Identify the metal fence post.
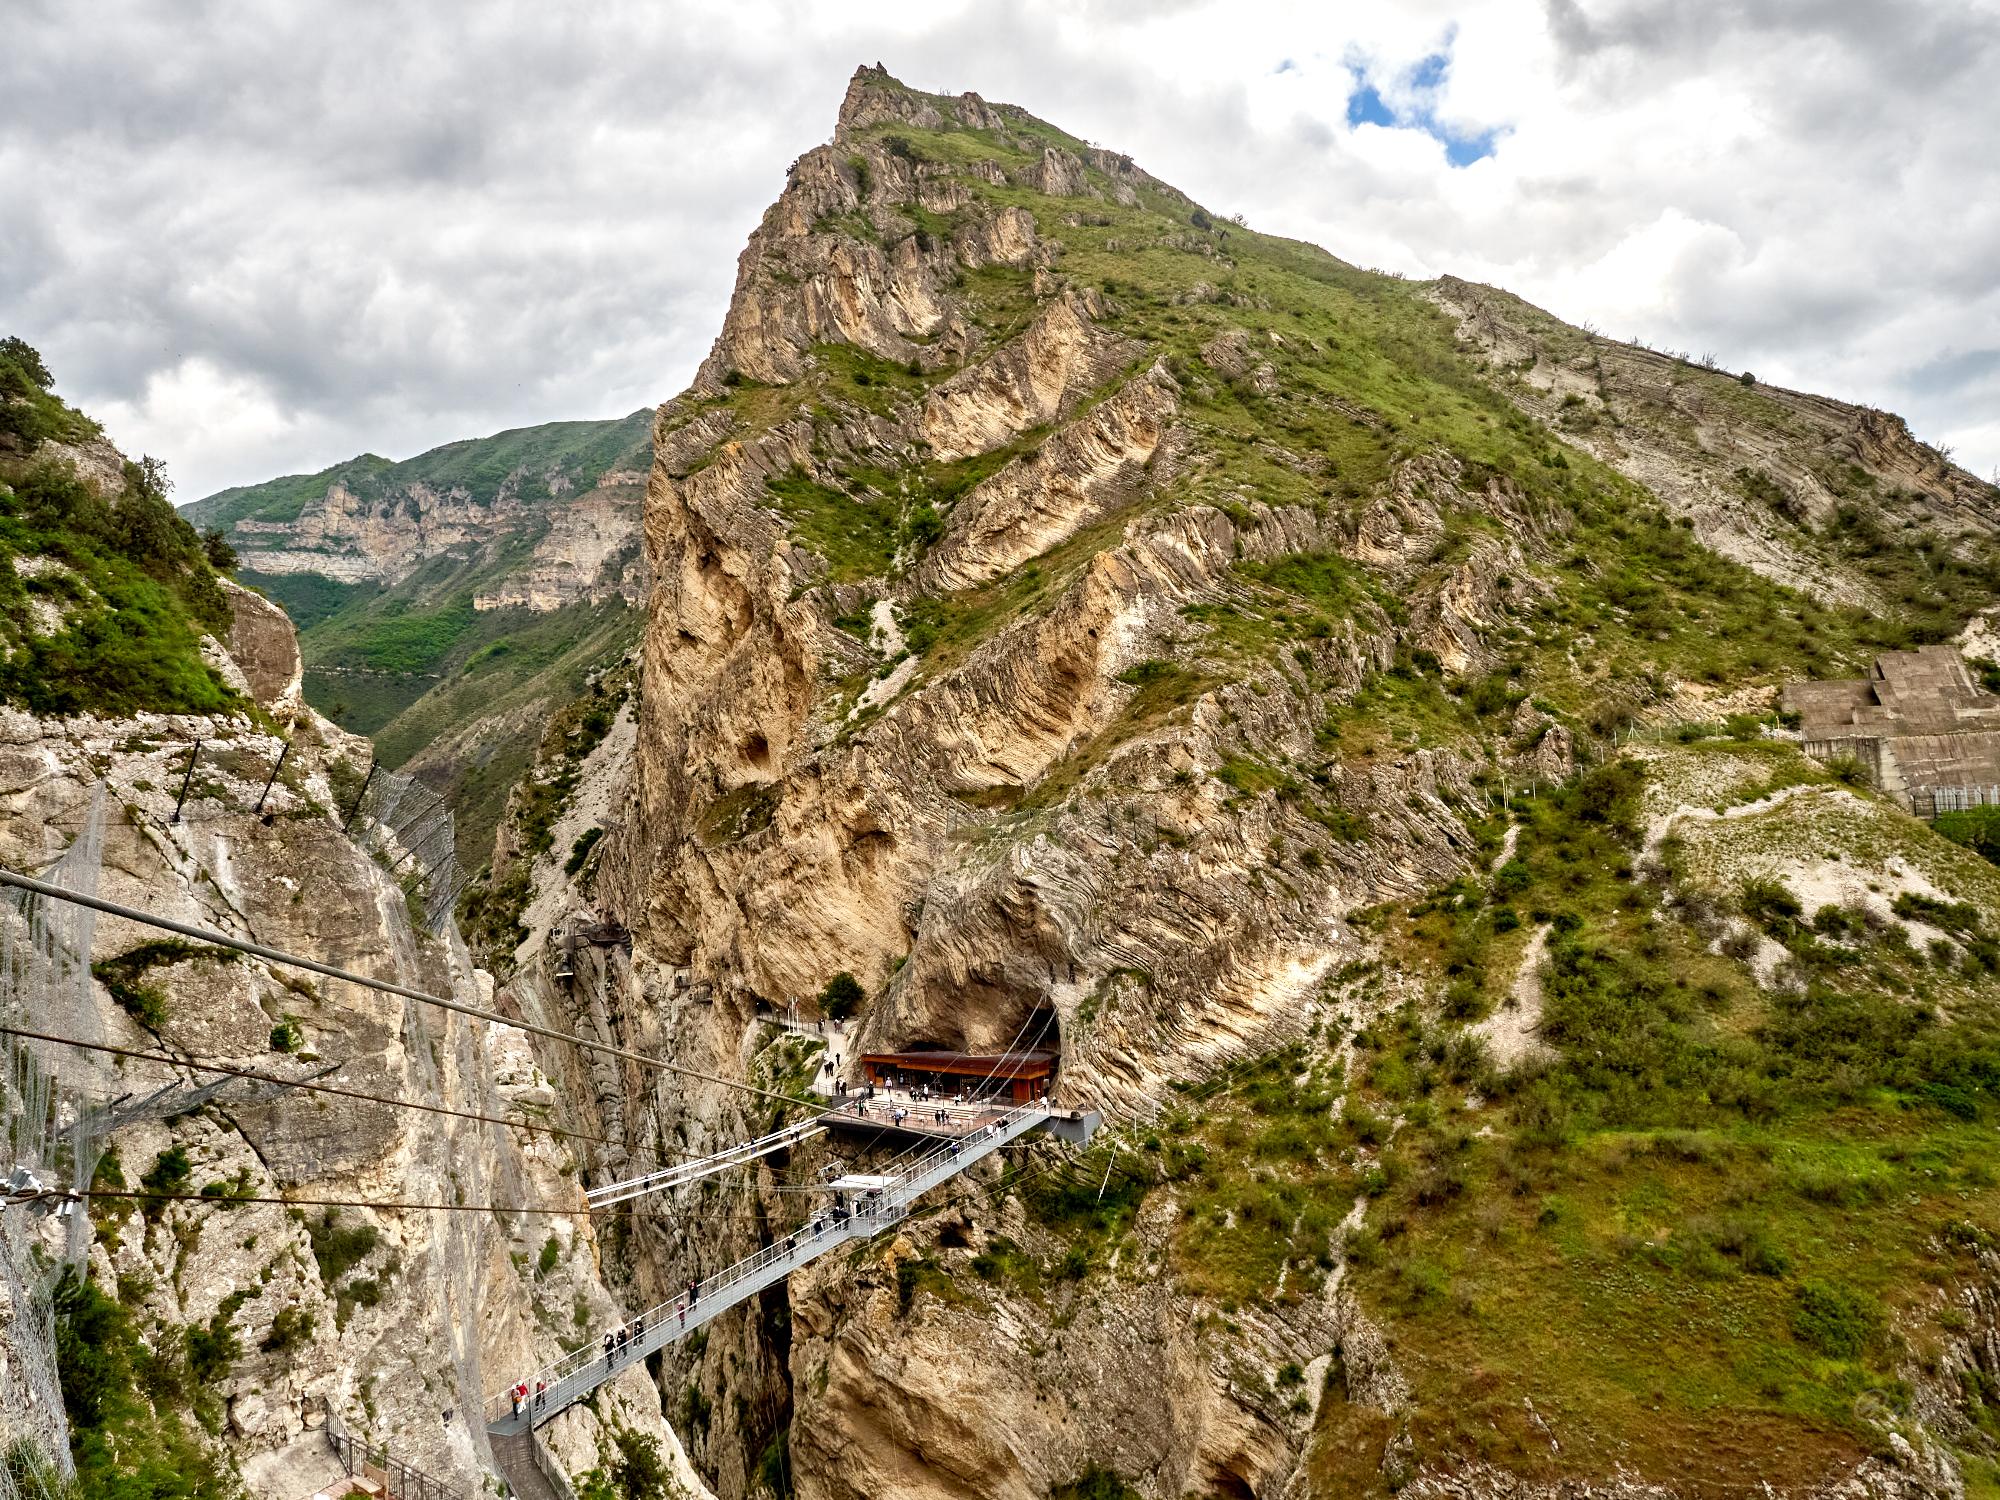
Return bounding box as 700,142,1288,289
255,739,292,815
170,739,201,824
342,761,377,831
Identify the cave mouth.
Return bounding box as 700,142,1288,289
743,732,772,770
858,1008,1062,1105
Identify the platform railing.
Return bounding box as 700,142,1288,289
324,1397,464,1500
484,1100,1050,1428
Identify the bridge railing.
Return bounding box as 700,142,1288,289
484,1100,1049,1424
324,1397,463,1500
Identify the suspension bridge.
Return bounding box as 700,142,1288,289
0,839,1100,1500
486,1094,1097,1437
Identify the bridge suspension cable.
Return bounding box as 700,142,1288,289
0,867,815,1111
0,1022,756,1176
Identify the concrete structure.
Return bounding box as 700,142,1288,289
859,1048,1056,1104
1781,646,2000,811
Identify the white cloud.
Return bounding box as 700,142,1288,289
3,0,1997,498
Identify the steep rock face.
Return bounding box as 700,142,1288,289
220,466,649,605
473,65,2000,1500
187,412,654,609
473,475,647,611
0,602,688,1495
220,578,304,706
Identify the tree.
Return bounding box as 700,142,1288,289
819,970,865,1020
201,526,238,572
0,335,52,390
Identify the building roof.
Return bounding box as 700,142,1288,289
1783,646,2000,738
859,1049,1056,1078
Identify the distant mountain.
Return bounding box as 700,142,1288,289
185,411,653,865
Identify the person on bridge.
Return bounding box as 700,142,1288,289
677,1299,686,1329
603,1333,615,1370
535,1381,546,1412
688,1276,699,1307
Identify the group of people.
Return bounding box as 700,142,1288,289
602,1322,639,1369
506,1380,547,1418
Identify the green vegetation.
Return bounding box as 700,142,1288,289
306,1208,379,1284
1051,1469,1141,1500
138,1146,193,1222
92,940,239,1029
458,663,634,961
1938,805,2000,866
1,348,240,715
53,1268,242,1498
565,824,605,876
576,1427,679,1500
258,1305,315,1354
1,335,99,450
1310,751,2000,1489
818,970,865,1020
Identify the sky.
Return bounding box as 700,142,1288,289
4,0,1998,503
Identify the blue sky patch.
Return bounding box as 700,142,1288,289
1344,45,1501,167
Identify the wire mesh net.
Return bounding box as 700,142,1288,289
350,768,464,935
1,786,108,1498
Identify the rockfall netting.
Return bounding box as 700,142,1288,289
350,767,463,935
1,787,107,1499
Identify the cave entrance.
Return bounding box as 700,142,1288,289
858,1034,1058,1105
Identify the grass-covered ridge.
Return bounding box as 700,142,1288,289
678,85,1998,771
0,338,241,716
186,409,654,531
1296,746,2000,1491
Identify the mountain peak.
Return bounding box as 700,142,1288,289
833,62,1007,140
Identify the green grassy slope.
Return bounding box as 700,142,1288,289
185,410,652,531
1,337,241,717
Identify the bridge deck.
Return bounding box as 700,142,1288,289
486,1101,1087,1437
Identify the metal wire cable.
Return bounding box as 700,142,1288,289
0,1022,774,1177
0,866,815,1111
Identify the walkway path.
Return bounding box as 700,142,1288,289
485,1099,1084,1438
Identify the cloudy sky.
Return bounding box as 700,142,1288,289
5,0,1998,502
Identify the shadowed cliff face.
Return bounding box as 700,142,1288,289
504,63,2000,1500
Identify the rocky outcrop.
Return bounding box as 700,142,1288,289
220,578,304,706
919,289,1137,462
1430,275,2000,609
473,475,648,611
187,414,654,611
0,603,689,1495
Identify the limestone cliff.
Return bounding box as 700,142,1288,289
0,516,689,1496
187,413,653,606
470,65,2000,1500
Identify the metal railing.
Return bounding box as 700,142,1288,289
1912,784,2000,819
484,1099,1052,1429
323,1397,463,1500
528,1432,578,1500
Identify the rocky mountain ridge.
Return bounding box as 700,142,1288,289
460,64,2000,1500
187,410,652,604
